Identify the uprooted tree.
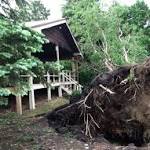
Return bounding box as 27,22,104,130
47,58,150,145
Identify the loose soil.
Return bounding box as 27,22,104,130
0,98,150,150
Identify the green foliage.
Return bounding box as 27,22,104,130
0,97,8,106
0,18,45,97
60,60,72,70
122,1,150,28
16,0,50,22
79,63,96,86
45,62,64,72
0,0,28,19
71,90,81,97
63,0,150,85
14,0,28,8
0,0,50,22
121,1,150,53
64,0,107,86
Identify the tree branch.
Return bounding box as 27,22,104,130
102,30,115,71
119,27,130,63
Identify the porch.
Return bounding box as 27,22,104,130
16,69,82,115
14,18,83,114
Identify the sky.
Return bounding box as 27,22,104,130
40,0,66,19
40,0,150,19
105,0,150,6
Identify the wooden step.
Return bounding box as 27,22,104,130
61,86,72,95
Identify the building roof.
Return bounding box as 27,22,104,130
26,18,66,31
26,18,82,61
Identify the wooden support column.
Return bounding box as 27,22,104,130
58,86,62,97
72,58,76,80
56,45,61,83
47,72,52,101
29,76,35,110
48,87,52,101
56,45,62,97
75,61,79,82
16,95,22,115
55,45,60,72
71,58,76,91
69,72,72,90
62,70,65,83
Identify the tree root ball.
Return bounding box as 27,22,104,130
47,58,150,145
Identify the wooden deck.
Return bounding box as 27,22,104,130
16,70,82,114
33,82,77,90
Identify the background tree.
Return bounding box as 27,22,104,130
0,0,50,22
14,0,27,7
63,0,149,85
0,17,46,97
16,0,50,22
0,0,27,9
121,1,150,54
0,0,27,19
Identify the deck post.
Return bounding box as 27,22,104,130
56,45,62,97
75,61,79,82
29,76,35,110
72,58,76,80
48,87,52,101
55,45,60,71
47,72,52,101
73,84,77,91
16,95,22,115
62,70,65,83
58,86,62,97
56,45,61,82
69,72,72,90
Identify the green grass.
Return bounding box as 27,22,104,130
0,97,68,129
23,97,69,118
0,112,28,128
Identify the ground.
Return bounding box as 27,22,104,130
0,97,149,150
0,98,88,150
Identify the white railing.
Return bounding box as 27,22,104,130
21,70,82,93
44,73,59,83
17,70,82,114
60,71,82,92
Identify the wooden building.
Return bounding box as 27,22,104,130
15,18,83,114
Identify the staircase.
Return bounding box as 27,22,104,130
61,86,72,95
60,70,82,95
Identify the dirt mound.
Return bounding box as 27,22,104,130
47,59,150,146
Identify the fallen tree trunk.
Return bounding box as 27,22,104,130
47,59,150,145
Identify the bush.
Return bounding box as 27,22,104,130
0,18,46,105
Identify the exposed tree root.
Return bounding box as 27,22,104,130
47,58,150,146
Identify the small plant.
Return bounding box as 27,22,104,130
71,90,81,97
0,97,8,106
70,90,81,104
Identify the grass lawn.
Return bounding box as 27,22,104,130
23,97,69,118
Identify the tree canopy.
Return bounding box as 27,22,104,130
0,1,53,103
15,0,50,22
63,0,150,85
0,0,50,22
0,17,46,96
